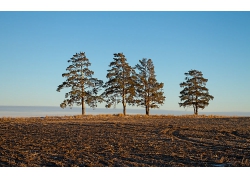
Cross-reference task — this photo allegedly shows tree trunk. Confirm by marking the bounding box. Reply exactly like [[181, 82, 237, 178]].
[[193, 104, 196, 115], [146, 89, 150, 115], [194, 94, 198, 115], [122, 96, 126, 116], [122, 87, 126, 116], [123, 104, 126, 116], [194, 104, 198, 115], [82, 97, 85, 115], [81, 66, 85, 115], [146, 106, 149, 115]]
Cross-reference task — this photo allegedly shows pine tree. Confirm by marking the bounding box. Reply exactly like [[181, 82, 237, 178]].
[[56, 52, 103, 115], [179, 69, 214, 115], [102, 53, 136, 115], [135, 58, 165, 115]]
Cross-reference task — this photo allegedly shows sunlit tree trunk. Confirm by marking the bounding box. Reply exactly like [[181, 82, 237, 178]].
[[122, 89, 126, 115], [146, 105, 149, 115], [82, 97, 85, 115]]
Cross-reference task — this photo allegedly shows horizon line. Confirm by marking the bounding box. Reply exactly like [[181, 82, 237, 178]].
[[0, 105, 249, 114]]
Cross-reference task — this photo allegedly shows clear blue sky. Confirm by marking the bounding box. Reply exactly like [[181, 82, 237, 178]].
[[0, 11, 250, 113]]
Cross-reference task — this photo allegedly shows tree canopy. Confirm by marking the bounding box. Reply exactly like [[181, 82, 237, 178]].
[[56, 52, 103, 115], [102, 53, 136, 115], [179, 69, 214, 115], [134, 58, 165, 115]]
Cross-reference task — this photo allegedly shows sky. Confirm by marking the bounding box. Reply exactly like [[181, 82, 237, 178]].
[[0, 6, 250, 114]]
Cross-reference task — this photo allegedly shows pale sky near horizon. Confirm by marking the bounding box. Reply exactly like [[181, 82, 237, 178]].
[[1, 10, 250, 113]]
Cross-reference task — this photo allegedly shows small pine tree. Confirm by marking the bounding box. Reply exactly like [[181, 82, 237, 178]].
[[102, 53, 136, 115], [179, 69, 214, 115], [57, 52, 103, 115], [134, 58, 165, 115]]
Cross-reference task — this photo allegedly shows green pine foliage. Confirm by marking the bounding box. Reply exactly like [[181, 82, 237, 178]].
[[134, 58, 166, 115], [56, 52, 103, 115], [179, 69, 214, 115]]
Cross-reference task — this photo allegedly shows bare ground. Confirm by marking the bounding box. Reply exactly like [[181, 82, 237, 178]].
[[0, 115, 250, 167]]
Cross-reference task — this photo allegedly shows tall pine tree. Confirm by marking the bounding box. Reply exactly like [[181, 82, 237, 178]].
[[135, 58, 165, 115], [179, 69, 214, 115], [57, 52, 103, 115], [102, 53, 136, 115]]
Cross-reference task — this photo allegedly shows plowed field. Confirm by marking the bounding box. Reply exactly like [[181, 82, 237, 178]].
[[0, 115, 249, 167]]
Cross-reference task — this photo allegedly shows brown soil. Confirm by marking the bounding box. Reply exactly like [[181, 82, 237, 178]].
[[0, 115, 250, 167]]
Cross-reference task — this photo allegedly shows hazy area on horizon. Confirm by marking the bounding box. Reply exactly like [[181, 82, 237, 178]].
[[0, 106, 249, 117]]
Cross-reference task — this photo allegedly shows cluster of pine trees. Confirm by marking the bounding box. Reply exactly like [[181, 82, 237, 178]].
[[57, 52, 165, 115], [57, 52, 214, 115]]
